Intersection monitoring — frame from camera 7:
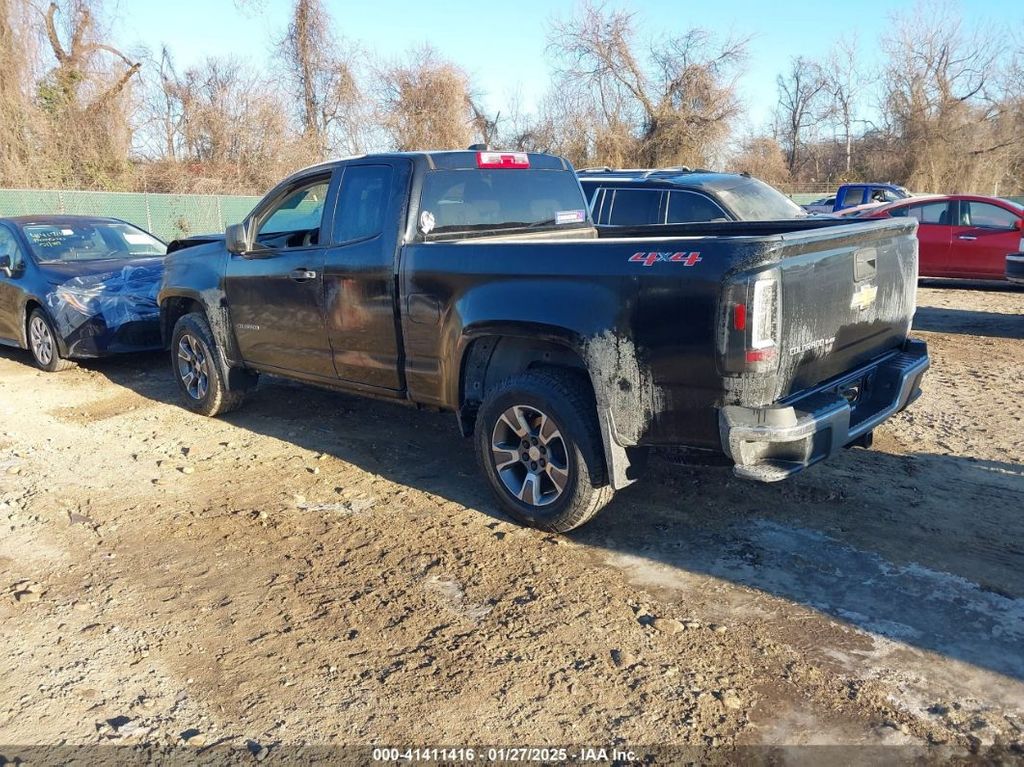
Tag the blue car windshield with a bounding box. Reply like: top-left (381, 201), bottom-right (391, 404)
top-left (21, 222), bottom-right (167, 262)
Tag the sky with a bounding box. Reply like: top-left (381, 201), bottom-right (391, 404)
top-left (111, 0), bottom-right (1024, 140)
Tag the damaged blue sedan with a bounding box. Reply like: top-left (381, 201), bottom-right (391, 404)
top-left (0, 215), bottom-right (166, 371)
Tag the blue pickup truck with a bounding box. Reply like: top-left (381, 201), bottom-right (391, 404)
top-left (804, 183), bottom-right (911, 214)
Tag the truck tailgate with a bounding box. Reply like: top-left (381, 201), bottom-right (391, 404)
top-left (776, 219), bottom-right (917, 394)
top-left (712, 218), bottom-right (919, 408)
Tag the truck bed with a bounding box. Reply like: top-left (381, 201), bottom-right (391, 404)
top-left (402, 217), bottom-right (919, 451)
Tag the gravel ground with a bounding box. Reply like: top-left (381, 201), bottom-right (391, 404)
top-left (0, 282), bottom-right (1021, 762)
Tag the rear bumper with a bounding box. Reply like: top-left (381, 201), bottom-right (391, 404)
top-left (719, 339), bottom-right (929, 482)
top-left (1007, 254), bottom-right (1024, 285)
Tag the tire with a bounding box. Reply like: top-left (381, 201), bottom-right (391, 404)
top-left (171, 312), bottom-right (246, 417)
top-left (27, 309), bottom-right (74, 372)
top-left (475, 368), bottom-right (614, 532)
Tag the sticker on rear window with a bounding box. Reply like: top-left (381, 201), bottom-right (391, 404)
top-left (419, 210), bottom-right (435, 234)
top-left (555, 210), bottom-right (586, 225)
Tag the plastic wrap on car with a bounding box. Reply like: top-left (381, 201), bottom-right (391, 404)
top-left (44, 264), bottom-right (162, 349)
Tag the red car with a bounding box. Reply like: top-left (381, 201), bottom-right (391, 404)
top-left (856, 195), bottom-right (1024, 280)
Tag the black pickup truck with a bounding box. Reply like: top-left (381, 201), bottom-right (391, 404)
top-left (159, 150), bottom-right (929, 532)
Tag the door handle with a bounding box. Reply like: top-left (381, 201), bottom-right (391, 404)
top-left (957, 235), bottom-right (977, 241)
top-left (289, 268), bottom-right (318, 281)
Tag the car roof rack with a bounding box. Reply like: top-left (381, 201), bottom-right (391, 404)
top-left (578, 166), bottom-right (703, 178)
top-left (641, 166), bottom-right (692, 177)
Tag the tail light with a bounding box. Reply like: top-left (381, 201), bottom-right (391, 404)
top-left (721, 271), bottom-right (780, 373)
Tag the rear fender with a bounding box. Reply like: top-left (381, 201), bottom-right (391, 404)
top-left (456, 322), bottom-right (654, 490)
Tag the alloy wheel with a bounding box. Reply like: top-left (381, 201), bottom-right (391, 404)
top-left (177, 334), bottom-right (210, 401)
top-left (490, 404), bottom-right (570, 507)
top-left (29, 316), bottom-right (54, 366)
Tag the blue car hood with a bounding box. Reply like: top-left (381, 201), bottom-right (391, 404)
top-left (42, 258), bottom-right (165, 338)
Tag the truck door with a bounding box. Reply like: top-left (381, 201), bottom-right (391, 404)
top-left (322, 160), bottom-right (409, 391)
top-left (224, 171), bottom-right (337, 378)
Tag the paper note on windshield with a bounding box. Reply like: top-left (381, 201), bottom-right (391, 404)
top-left (124, 233), bottom-right (155, 245)
top-left (555, 210), bottom-right (586, 225)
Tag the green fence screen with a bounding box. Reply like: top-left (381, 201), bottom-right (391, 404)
top-left (0, 189), bottom-right (261, 242)
top-left (3, 188), bottom-right (1021, 237)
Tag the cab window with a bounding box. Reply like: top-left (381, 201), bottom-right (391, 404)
top-left (418, 169), bottom-right (588, 235)
top-left (838, 187), bottom-right (866, 208)
top-left (256, 177), bottom-right (331, 248)
top-left (333, 165), bottom-right (393, 243)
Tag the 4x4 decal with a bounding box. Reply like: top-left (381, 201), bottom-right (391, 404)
top-left (629, 251), bottom-right (702, 267)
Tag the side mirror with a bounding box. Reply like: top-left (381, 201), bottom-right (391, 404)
top-left (225, 223), bottom-right (249, 255)
top-left (0, 254), bottom-right (12, 278)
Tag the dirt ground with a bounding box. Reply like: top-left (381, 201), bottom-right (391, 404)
top-left (0, 282), bottom-right (1022, 761)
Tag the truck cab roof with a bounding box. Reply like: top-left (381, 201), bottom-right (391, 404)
top-left (283, 150), bottom-right (572, 185)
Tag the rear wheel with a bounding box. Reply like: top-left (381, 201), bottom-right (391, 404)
top-left (27, 309), bottom-right (74, 372)
top-left (171, 312), bottom-right (246, 417)
top-left (475, 369), bottom-right (614, 532)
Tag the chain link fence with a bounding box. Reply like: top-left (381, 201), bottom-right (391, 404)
top-left (0, 189), bottom-right (261, 242)
top-left (3, 187), bottom-right (1020, 234)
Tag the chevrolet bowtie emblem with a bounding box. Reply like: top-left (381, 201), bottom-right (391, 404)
top-left (851, 283), bottom-right (878, 311)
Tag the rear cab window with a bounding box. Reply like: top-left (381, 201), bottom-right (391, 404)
top-left (417, 155), bottom-right (589, 239)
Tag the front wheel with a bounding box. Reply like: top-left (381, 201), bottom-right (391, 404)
top-left (171, 312), bottom-right (246, 417)
top-left (27, 309), bottom-right (74, 372)
top-left (475, 369), bottom-right (614, 532)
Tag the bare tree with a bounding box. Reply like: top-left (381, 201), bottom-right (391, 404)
top-left (823, 36), bottom-right (865, 176)
top-left (39, 1), bottom-right (139, 113)
top-left (727, 135), bottom-right (791, 185)
top-left (141, 55), bottom-right (303, 193)
top-left (879, 2), bottom-right (1009, 192)
top-left (775, 56), bottom-right (827, 176)
top-left (0, 0), bottom-right (39, 185)
top-left (31, 0), bottom-right (142, 187)
top-left (278, 0), bottom-right (366, 159)
top-left (376, 45), bottom-right (477, 151)
top-left (546, 2), bottom-right (748, 168)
